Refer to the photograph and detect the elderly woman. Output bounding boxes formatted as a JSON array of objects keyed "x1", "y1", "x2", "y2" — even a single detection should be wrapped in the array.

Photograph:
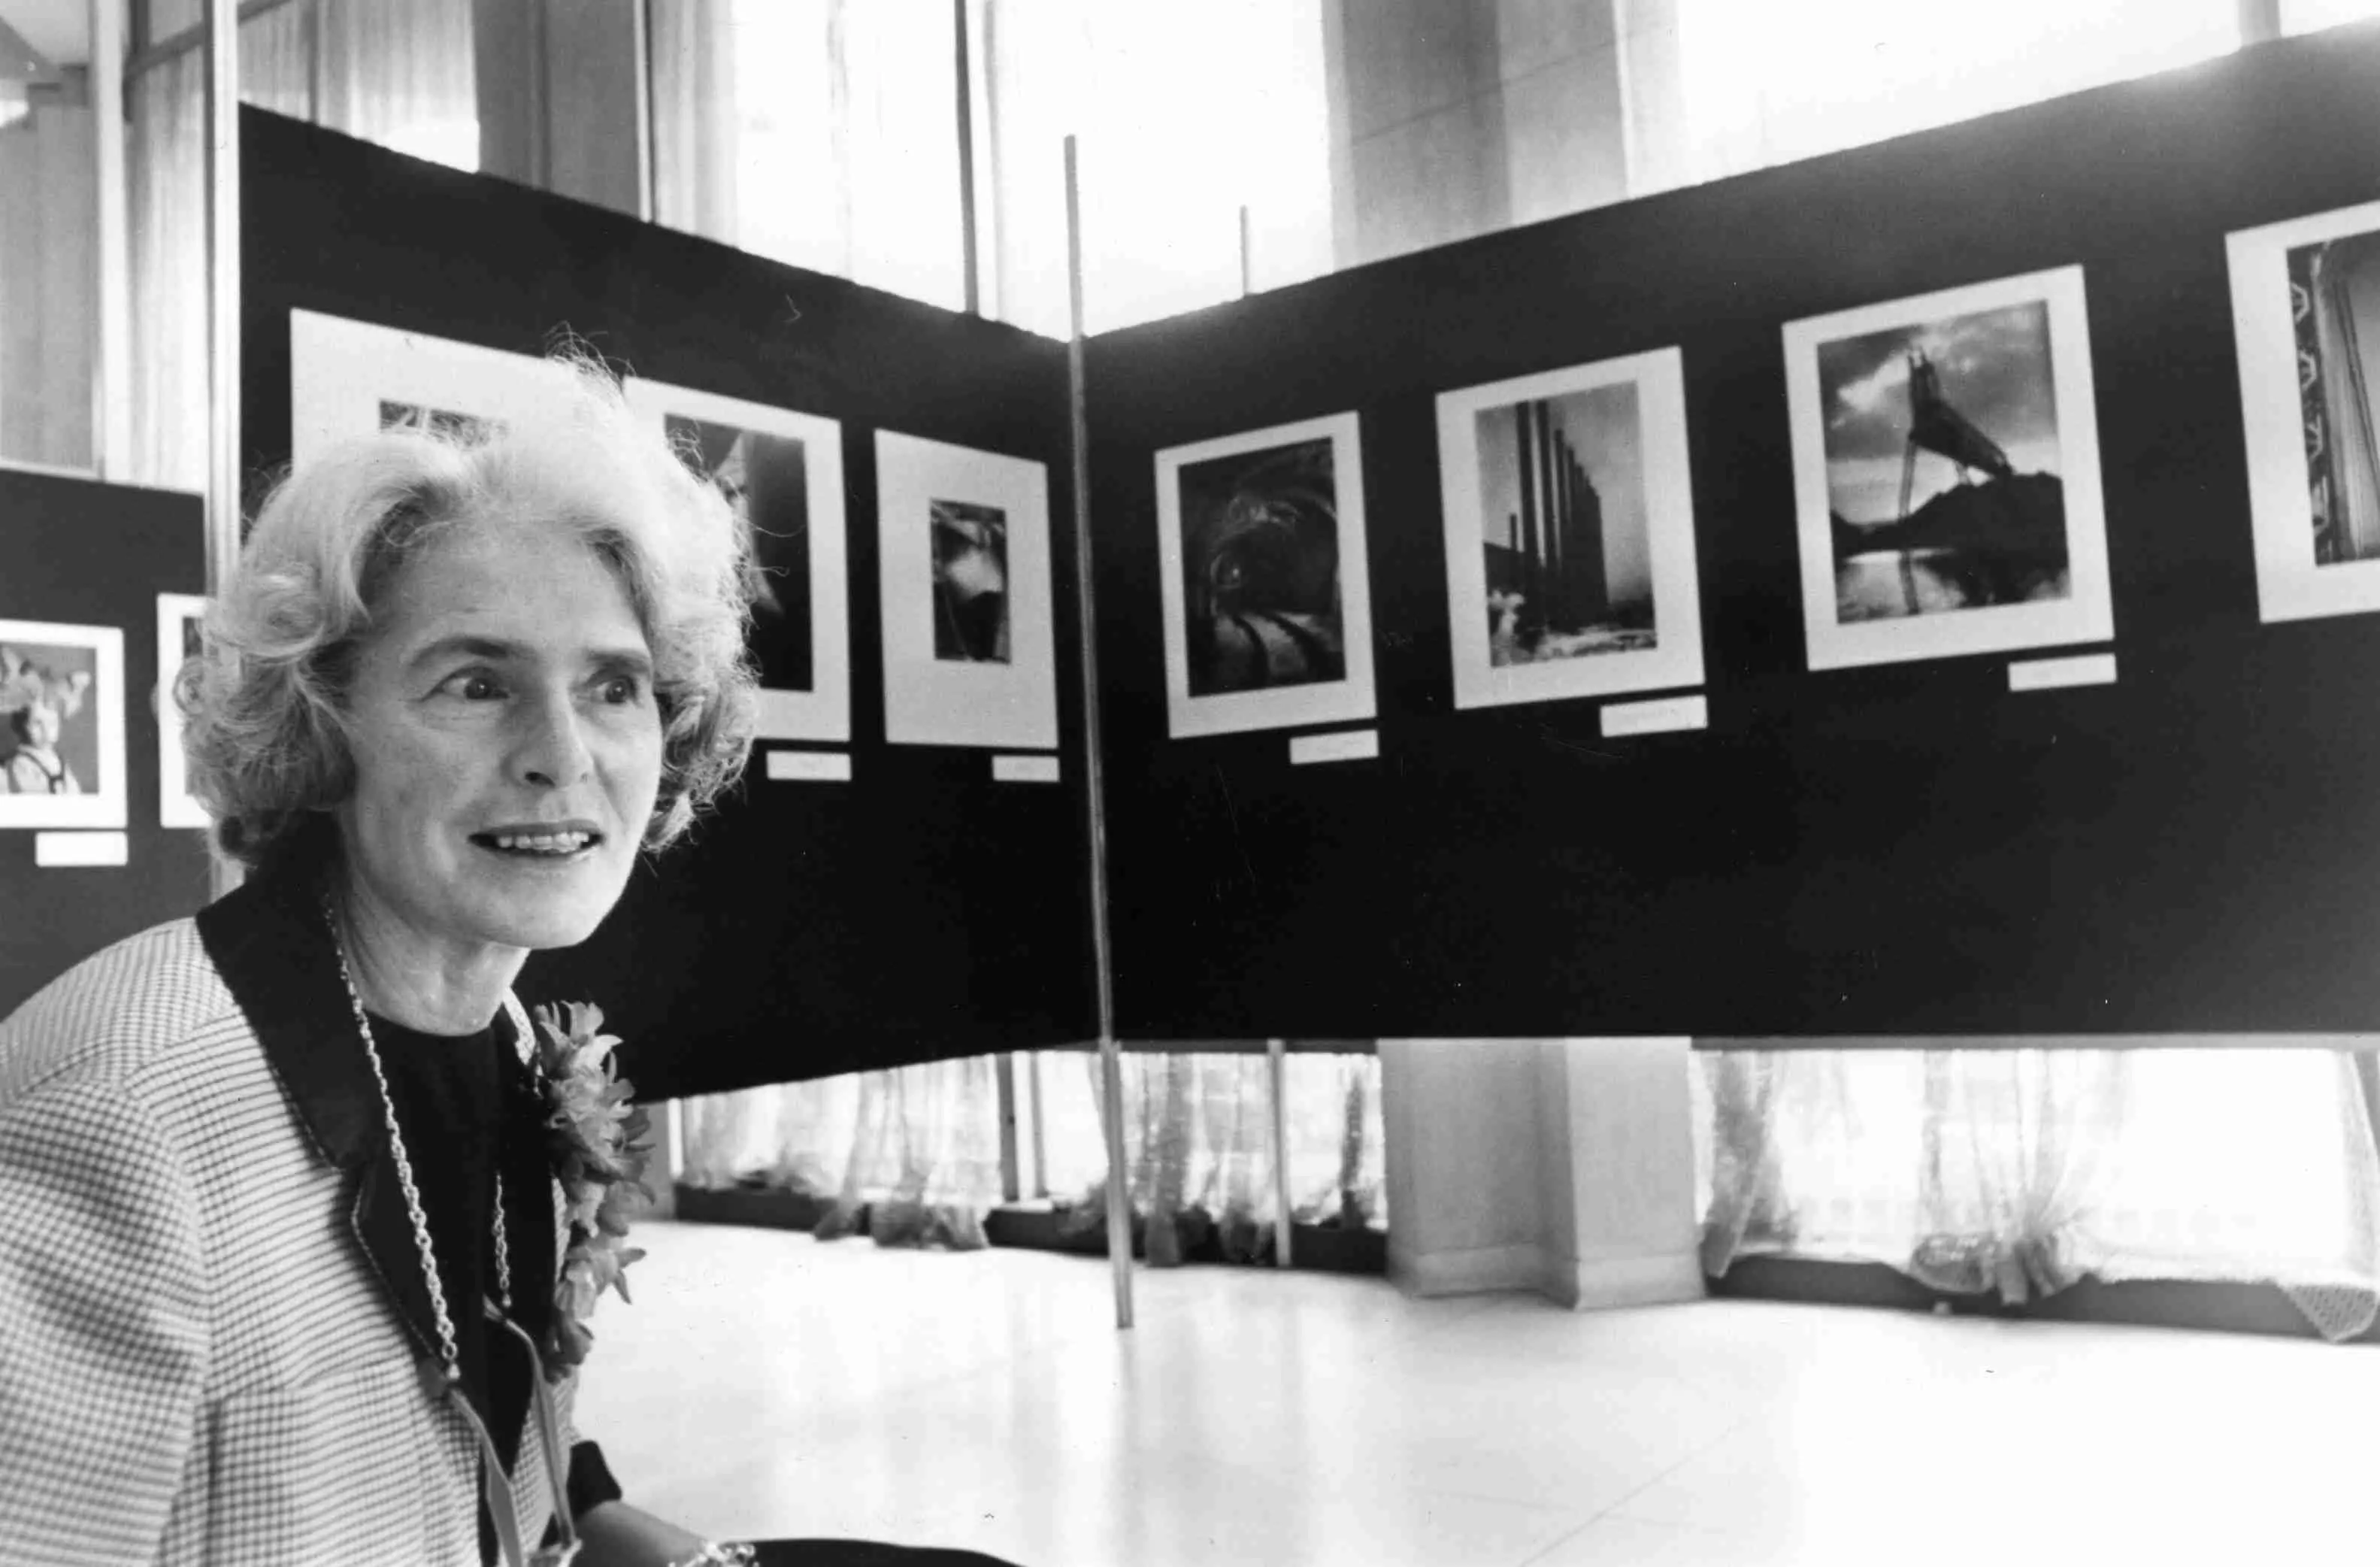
[{"x1": 0, "y1": 368, "x2": 758, "y2": 1566}]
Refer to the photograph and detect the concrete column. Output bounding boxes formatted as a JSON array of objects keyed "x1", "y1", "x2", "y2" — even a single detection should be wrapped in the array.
[
  {"x1": 1322, "y1": 0, "x2": 1633, "y2": 268},
  {"x1": 0, "y1": 71, "x2": 98, "y2": 471},
  {"x1": 474, "y1": 0, "x2": 643, "y2": 218},
  {"x1": 1543, "y1": 1037, "x2": 1703, "y2": 1308},
  {"x1": 1379, "y1": 1036, "x2": 1702, "y2": 1309}
]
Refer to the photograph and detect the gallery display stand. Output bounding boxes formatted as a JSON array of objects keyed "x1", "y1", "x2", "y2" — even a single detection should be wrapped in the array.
[{"x1": 1379, "y1": 1038, "x2": 1701, "y2": 1309}]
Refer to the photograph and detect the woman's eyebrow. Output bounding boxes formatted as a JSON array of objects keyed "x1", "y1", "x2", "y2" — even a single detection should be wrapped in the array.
[
  {"x1": 404, "y1": 633, "x2": 523, "y2": 673},
  {"x1": 588, "y1": 646, "x2": 656, "y2": 677}
]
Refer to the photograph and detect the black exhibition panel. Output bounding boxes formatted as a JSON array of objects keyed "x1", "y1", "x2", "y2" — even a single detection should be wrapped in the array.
[
  {"x1": 241, "y1": 108, "x2": 1095, "y2": 1097},
  {"x1": 1086, "y1": 24, "x2": 2380, "y2": 1041},
  {"x1": 0, "y1": 469, "x2": 211, "y2": 1017}
]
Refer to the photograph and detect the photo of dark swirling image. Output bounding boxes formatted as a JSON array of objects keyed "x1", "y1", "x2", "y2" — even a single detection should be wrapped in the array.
[
  {"x1": 668, "y1": 414, "x2": 813, "y2": 693},
  {"x1": 931, "y1": 499, "x2": 1010, "y2": 663},
  {"x1": 1176, "y1": 437, "x2": 1344, "y2": 696}
]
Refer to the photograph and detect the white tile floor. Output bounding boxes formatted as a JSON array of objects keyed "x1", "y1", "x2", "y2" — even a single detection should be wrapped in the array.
[{"x1": 576, "y1": 1222, "x2": 2378, "y2": 1567}]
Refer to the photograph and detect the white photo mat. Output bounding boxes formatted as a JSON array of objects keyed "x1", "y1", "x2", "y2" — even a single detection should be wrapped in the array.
[
  {"x1": 288, "y1": 308, "x2": 570, "y2": 464},
  {"x1": 1436, "y1": 347, "x2": 1705, "y2": 710},
  {"x1": 874, "y1": 430, "x2": 1058, "y2": 750},
  {"x1": 155, "y1": 593, "x2": 210, "y2": 829},
  {"x1": 628, "y1": 380, "x2": 852, "y2": 744},
  {"x1": 1155, "y1": 411, "x2": 1376, "y2": 738},
  {"x1": 2227, "y1": 197, "x2": 2380, "y2": 624},
  {"x1": 0, "y1": 619, "x2": 126, "y2": 830},
  {"x1": 1782, "y1": 265, "x2": 2113, "y2": 671}
]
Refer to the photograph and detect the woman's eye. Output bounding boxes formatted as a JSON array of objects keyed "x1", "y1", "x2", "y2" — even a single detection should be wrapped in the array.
[
  {"x1": 438, "y1": 671, "x2": 503, "y2": 700},
  {"x1": 598, "y1": 674, "x2": 646, "y2": 705}
]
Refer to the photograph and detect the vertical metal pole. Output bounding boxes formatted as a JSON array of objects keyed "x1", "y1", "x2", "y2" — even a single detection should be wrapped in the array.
[
  {"x1": 631, "y1": 0, "x2": 656, "y2": 223},
  {"x1": 1066, "y1": 133, "x2": 1132, "y2": 1332},
  {"x1": 2237, "y1": 0, "x2": 2282, "y2": 44},
  {"x1": 90, "y1": 0, "x2": 132, "y2": 481},
  {"x1": 1267, "y1": 1038, "x2": 1294, "y2": 1268},
  {"x1": 1237, "y1": 202, "x2": 1252, "y2": 299},
  {"x1": 954, "y1": 0, "x2": 980, "y2": 316},
  {"x1": 204, "y1": 0, "x2": 242, "y2": 900}
]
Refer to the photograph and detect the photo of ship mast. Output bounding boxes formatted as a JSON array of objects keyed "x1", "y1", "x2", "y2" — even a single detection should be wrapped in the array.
[{"x1": 1817, "y1": 299, "x2": 2071, "y2": 622}]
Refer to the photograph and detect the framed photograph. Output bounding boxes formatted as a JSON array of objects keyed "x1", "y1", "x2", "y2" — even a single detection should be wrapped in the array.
[
  {"x1": 874, "y1": 430, "x2": 1056, "y2": 750},
  {"x1": 1155, "y1": 413, "x2": 1376, "y2": 738},
  {"x1": 1782, "y1": 265, "x2": 2112, "y2": 671},
  {"x1": 628, "y1": 381, "x2": 851, "y2": 744},
  {"x1": 288, "y1": 308, "x2": 567, "y2": 462},
  {"x1": 0, "y1": 620, "x2": 126, "y2": 830},
  {"x1": 2228, "y1": 198, "x2": 2380, "y2": 624},
  {"x1": 156, "y1": 593, "x2": 210, "y2": 829},
  {"x1": 1436, "y1": 347, "x2": 1704, "y2": 710}
]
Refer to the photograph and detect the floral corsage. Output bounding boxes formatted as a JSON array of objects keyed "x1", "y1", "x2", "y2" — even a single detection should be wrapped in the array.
[{"x1": 529, "y1": 1001, "x2": 654, "y2": 1381}]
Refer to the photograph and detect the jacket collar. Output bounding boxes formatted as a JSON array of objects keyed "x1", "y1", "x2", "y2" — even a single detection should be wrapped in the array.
[{"x1": 196, "y1": 859, "x2": 559, "y2": 1457}]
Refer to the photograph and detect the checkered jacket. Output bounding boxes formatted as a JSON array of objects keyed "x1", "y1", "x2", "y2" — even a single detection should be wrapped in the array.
[{"x1": 0, "y1": 870, "x2": 585, "y2": 1565}]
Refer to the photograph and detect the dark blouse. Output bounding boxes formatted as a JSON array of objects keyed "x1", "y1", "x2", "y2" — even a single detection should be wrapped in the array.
[{"x1": 368, "y1": 1011, "x2": 622, "y2": 1562}]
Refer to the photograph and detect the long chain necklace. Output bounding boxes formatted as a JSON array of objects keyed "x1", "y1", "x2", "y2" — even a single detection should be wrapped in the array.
[{"x1": 323, "y1": 898, "x2": 513, "y2": 1387}]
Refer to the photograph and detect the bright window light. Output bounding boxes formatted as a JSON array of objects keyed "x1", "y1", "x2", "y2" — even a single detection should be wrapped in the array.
[
  {"x1": 976, "y1": 0, "x2": 1333, "y2": 337},
  {"x1": 1675, "y1": 0, "x2": 2240, "y2": 185},
  {"x1": 728, "y1": 0, "x2": 966, "y2": 311},
  {"x1": 2283, "y1": 0, "x2": 2380, "y2": 32},
  {"x1": 380, "y1": 117, "x2": 480, "y2": 174}
]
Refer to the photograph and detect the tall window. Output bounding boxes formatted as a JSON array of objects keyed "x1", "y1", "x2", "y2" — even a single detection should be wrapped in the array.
[
  {"x1": 650, "y1": 0, "x2": 1334, "y2": 337},
  {"x1": 973, "y1": 0, "x2": 1333, "y2": 336},
  {"x1": 1660, "y1": 0, "x2": 2242, "y2": 189},
  {"x1": 2283, "y1": 0, "x2": 2380, "y2": 32},
  {"x1": 126, "y1": 0, "x2": 477, "y2": 490}
]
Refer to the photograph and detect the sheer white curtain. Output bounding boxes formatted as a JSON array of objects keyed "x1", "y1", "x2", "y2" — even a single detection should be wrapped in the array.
[
  {"x1": 648, "y1": 0, "x2": 965, "y2": 309},
  {"x1": 1623, "y1": 0, "x2": 2242, "y2": 197},
  {"x1": 1694, "y1": 1047, "x2": 2380, "y2": 1341},
  {"x1": 812, "y1": 1056, "x2": 1004, "y2": 1248},
  {"x1": 680, "y1": 1048, "x2": 1388, "y2": 1262},
  {"x1": 126, "y1": 0, "x2": 476, "y2": 491},
  {"x1": 680, "y1": 1059, "x2": 1006, "y2": 1250},
  {"x1": 1036, "y1": 1049, "x2": 1387, "y2": 1264}
]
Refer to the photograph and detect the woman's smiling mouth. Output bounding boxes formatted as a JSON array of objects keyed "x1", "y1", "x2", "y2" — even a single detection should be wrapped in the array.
[{"x1": 473, "y1": 826, "x2": 601, "y2": 856}]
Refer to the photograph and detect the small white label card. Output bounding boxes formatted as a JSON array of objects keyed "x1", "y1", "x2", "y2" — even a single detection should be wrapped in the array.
[
  {"x1": 2008, "y1": 652, "x2": 2117, "y2": 693},
  {"x1": 992, "y1": 754, "x2": 1061, "y2": 784},
  {"x1": 1600, "y1": 693, "x2": 1709, "y2": 738},
  {"x1": 35, "y1": 831, "x2": 129, "y2": 867},
  {"x1": 1288, "y1": 728, "x2": 1379, "y2": 765},
  {"x1": 765, "y1": 749, "x2": 853, "y2": 782}
]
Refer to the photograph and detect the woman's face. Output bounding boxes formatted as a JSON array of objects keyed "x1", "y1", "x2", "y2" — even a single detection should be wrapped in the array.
[{"x1": 334, "y1": 515, "x2": 665, "y2": 959}]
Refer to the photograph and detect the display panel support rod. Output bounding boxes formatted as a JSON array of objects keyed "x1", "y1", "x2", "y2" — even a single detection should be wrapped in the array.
[
  {"x1": 204, "y1": 0, "x2": 244, "y2": 900},
  {"x1": 1268, "y1": 1038, "x2": 1294, "y2": 1268},
  {"x1": 1066, "y1": 133, "x2": 1133, "y2": 1332}
]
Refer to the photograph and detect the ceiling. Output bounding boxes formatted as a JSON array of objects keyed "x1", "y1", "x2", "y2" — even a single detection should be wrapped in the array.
[{"x1": 0, "y1": 0, "x2": 89, "y2": 68}]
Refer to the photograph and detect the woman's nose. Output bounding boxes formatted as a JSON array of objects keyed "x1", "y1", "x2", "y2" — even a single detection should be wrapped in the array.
[{"x1": 513, "y1": 689, "x2": 594, "y2": 788}]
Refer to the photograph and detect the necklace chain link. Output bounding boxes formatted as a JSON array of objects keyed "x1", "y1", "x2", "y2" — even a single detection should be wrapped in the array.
[{"x1": 323, "y1": 899, "x2": 514, "y2": 1389}]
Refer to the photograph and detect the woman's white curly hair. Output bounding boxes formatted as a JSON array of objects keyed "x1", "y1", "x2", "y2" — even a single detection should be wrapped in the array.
[{"x1": 179, "y1": 359, "x2": 758, "y2": 874}]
